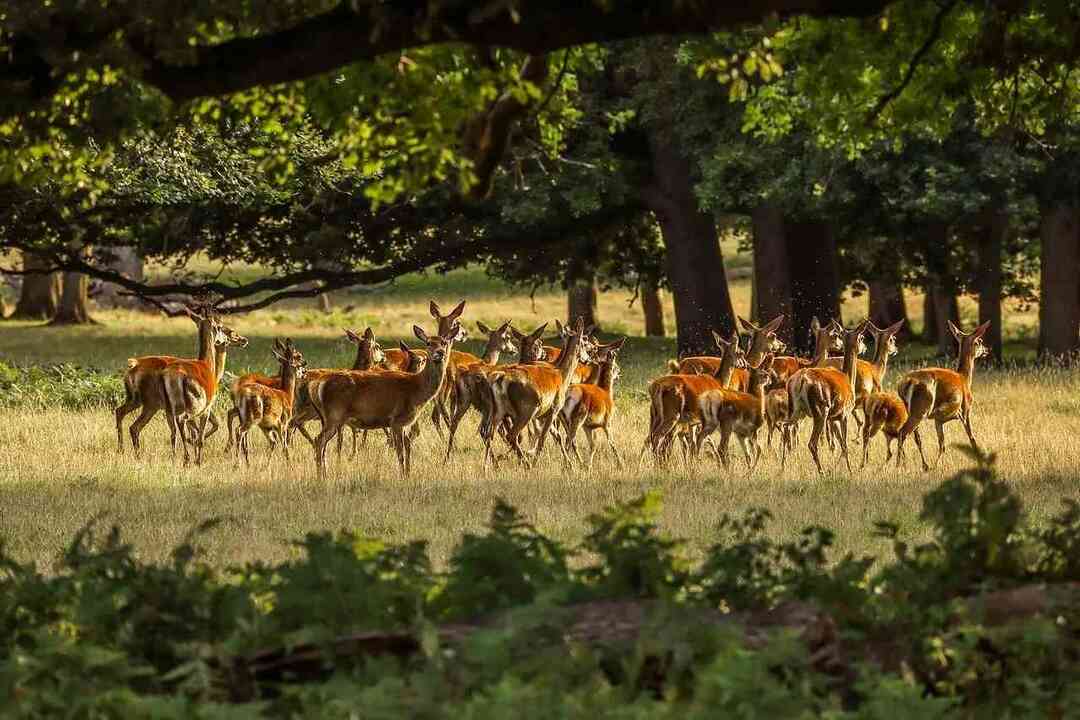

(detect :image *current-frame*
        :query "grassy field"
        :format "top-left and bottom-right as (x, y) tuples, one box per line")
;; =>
(1, 250), (1074, 572)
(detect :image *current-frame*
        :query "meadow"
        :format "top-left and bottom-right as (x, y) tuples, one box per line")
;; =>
(0, 250), (1075, 571)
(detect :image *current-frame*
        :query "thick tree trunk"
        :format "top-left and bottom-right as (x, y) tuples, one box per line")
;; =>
(95, 247), (144, 309)
(1038, 205), (1080, 358)
(10, 253), (60, 320)
(931, 285), (960, 357)
(786, 220), (840, 354)
(50, 247), (96, 325)
(923, 223), (960, 356)
(567, 271), (599, 330)
(921, 286), (936, 345)
(751, 204), (794, 346)
(641, 278), (665, 337)
(642, 134), (735, 356)
(868, 279), (910, 340)
(977, 210), (1006, 363)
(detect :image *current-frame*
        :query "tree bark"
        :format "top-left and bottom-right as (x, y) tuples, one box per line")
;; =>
(976, 209), (1006, 363)
(95, 247), (145, 309)
(642, 133), (735, 356)
(1038, 205), (1080, 358)
(50, 247), (96, 325)
(923, 223), (960, 356)
(10, 253), (61, 320)
(567, 272), (599, 330)
(641, 279), (665, 337)
(751, 205), (794, 346)
(868, 279), (910, 341)
(786, 220), (840, 354)
(922, 286), (936, 345)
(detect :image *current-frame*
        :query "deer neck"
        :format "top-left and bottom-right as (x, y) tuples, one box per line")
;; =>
(746, 335), (766, 368)
(420, 349), (452, 403)
(808, 336), (831, 367)
(214, 345), (229, 383)
(481, 341), (500, 365)
(713, 347), (737, 386)
(555, 338), (581, 393)
(841, 342), (860, 388)
(871, 335), (891, 382)
(352, 346), (371, 371)
(281, 363), (298, 402)
(197, 322), (215, 364)
(956, 346), (977, 388)
(597, 360), (616, 394)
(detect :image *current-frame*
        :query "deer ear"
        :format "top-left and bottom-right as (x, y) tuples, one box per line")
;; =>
(413, 325), (430, 343)
(711, 329), (725, 347)
(449, 300), (466, 320)
(855, 319), (869, 336)
(811, 316), (821, 332)
(511, 327), (525, 341)
(429, 301), (441, 319)
(554, 319), (564, 335)
(764, 314), (784, 334)
(532, 322), (549, 339)
(974, 320), (992, 339)
(498, 320), (512, 333)
(343, 329), (360, 344)
(575, 316), (586, 333)
(363, 327), (374, 340)
(886, 319), (906, 335)
(399, 340), (411, 353)
(946, 320), (964, 341)
(612, 337), (628, 353)
(584, 323), (596, 337)
(476, 320), (492, 334)
(737, 316), (757, 333)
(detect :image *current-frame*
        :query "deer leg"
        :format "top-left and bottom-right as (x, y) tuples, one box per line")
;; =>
(444, 396), (471, 463)
(934, 419), (948, 465)
(602, 426), (623, 469)
(505, 405), (538, 466)
(911, 427), (929, 471)
(808, 409), (826, 475)
(195, 415), (210, 465)
(861, 416), (878, 469)
(837, 416), (852, 472)
(961, 411), (978, 452)
(115, 395), (141, 453)
(127, 406), (158, 456)
(225, 408), (240, 451)
(314, 420), (344, 480)
(389, 426), (408, 476)
(204, 412), (220, 442)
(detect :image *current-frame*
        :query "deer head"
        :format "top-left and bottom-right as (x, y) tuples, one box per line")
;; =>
(429, 300), (466, 336)
(272, 338), (307, 381)
(949, 320), (992, 361)
(345, 327), (385, 367)
(738, 314), (785, 359)
(478, 320), (517, 354)
(512, 322), (548, 362)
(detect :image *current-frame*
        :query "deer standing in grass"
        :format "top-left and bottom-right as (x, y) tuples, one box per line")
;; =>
(158, 309), (239, 465)
(785, 319), (868, 474)
(116, 305), (247, 454)
(860, 392), (909, 468)
(824, 319), (905, 428)
(309, 323), (461, 478)
(669, 315), (785, 392)
(895, 320), (991, 471)
(641, 330), (744, 466)
(484, 318), (590, 467)
(558, 337), (627, 469)
(443, 320), (517, 460)
(697, 353), (776, 470)
(235, 339), (307, 466)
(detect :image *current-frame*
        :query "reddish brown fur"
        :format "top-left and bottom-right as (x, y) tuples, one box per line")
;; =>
(860, 392), (908, 467)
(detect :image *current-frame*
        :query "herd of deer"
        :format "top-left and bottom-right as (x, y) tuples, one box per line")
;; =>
(113, 298), (992, 477)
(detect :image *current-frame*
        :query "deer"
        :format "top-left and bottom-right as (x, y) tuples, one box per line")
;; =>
(860, 392), (909, 468)
(235, 339), (307, 466)
(764, 381), (794, 452)
(158, 308), (240, 466)
(697, 353), (776, 470)
(785, 319), (868, 474)
(771, 317), (842, 461)
(483, 317), (590, 468)
(443, 320), (517, 460)
(895, 320), (991, 472)
(640, 329), (745, 467)
(308, 322), (461, 478)
(668, 315), (785, 392)
(558, 337), (628, 469)
(824, 319), (906, 428)
(116, 304), (247, 454)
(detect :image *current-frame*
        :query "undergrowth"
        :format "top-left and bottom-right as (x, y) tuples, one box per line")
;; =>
(0, 361), (122, 410)
(1, 451), (1080, 717)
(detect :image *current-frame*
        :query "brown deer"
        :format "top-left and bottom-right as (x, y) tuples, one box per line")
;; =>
(895, 320), (991, 471)
(443, 320), (517, 460)
(640, 329), (744, 466)
(158, 309), (239, 465)
(764, 382), (794, 452)
(860, 392), (909, 468)
(697, 353), (776, 470)
(558, 337), (628, 469)
(669, 315), (784, 391)
(785, 319), (868, 474)
(824, 319), (905, 427)
(483, 318), (590, 467)
(308, 322), (461, 478)
(235, 339), (307, 466)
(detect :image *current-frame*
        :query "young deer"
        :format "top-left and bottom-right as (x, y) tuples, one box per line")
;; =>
(697, 353), (776, 470)
(773, 317), (842, 460)
(860, 392), (909, 468)
(641, 329), (744, 466)
(558, 337), (628, 469)
(824, 319), (905, 427)
(669, 315), (784, 391)
(235, 339), (307, 466)
(444, 320), (516, 460)
(309, 323), (461, 478)
(786, 320), (868, 474)
(764, 381), (794, 452)
(540, 319), (595, 364)
(484, 318), (590, 467)
(895, 320), (991, 471)
(159, 310), (236, 465)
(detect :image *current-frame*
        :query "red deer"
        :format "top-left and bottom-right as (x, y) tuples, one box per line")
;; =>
(443, 320), (517, 460)
(697, 353), (776, 470)
(860, 392), (909, 468)
(895, 320), (991, 471)
(558, 337), (628, 469)
(669, 315), (784, 392)
(824, 319), (905, 426)
(235, 339), (307, 466)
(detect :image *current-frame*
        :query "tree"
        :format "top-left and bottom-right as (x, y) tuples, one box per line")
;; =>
(9, 254), (60, 320)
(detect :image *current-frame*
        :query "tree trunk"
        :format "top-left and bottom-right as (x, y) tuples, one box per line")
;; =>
(642, 133), (735, 356)
(977, 209), (1006, 363)
(751, 204), (794, 346)
(923, 222), (960, 356)
(786, 220), (840, 354)
(641, 278), (665, 337)
(95, 247), (144, 309)
(921, 286), (936, 345)
(50, 247), (96, 325)
(10, 253), (60, 320)
(868, 279), (910, 341)
(567, 271), (599, 330)
(1038, 205), (1080, 359)
(931, 285), (960, 357)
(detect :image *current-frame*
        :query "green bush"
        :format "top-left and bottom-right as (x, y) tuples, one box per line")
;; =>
(0, 361), (123, 410)
(2, 455), (1080, 717)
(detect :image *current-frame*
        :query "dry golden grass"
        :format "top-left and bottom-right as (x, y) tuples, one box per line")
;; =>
(0, 258), (1070, 571)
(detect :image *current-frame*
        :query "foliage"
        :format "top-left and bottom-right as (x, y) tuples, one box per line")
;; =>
(2, 455), (1080, 714)
(0, 361), (122, 410)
